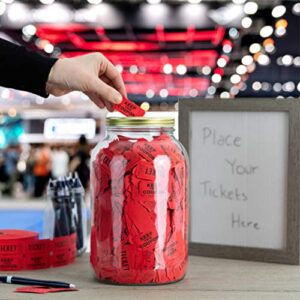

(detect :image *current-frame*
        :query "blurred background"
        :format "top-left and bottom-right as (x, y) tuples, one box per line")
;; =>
(0, 0), (299, 210)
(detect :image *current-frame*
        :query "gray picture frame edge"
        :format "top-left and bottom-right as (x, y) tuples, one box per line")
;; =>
(179, 98), (300, 265)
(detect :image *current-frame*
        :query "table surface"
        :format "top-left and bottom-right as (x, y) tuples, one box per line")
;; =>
(1, 254), (300, 300)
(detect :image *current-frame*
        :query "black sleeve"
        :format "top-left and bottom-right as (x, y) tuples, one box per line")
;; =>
(0, 38), (58, 97)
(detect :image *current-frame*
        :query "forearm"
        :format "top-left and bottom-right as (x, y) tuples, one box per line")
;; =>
(0, 38), (57, 97)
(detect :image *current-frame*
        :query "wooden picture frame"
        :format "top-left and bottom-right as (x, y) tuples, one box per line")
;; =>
(179, 98), (300, 264)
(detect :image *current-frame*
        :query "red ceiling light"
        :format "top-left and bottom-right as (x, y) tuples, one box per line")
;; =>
(95, 26), (110, 41)
(36, 24), (226, 46)
(32, 23), (228, 99)
(222, 39), (233, 47)
(68, 33), (160, 51)
(36, 23), (88, 43)
(187, 25), (195, 44)
(61, 50), (218, 68)
(214, 67), (224, 76)
(156, 24), (165, 42)
(212, 27), (226, 45)
(140, 26), (225, 44)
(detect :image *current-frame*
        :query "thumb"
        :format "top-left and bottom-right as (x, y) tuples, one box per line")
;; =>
(89, 77), (123, 104)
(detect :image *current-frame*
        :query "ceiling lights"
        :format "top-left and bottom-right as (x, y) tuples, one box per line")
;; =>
(274, 18), (288, 37)
(222, 40), (233, 53)
(22, 24), (36, 37)
(146, 89), (155, 99)
(0, 0), (297, 101)
(232, 0), (246, 4)
(176, 64), (187, 75)
(0, 2), (6, 15)
(146, 0), (161, 4)
(40, 0), (55, 4)
(201, 66), (211, 75)
(252, 81), (262, 91)
(236, 64), (247, 75)
(241, 55), (254, 66)
(87, 0), (103, 4)
(187, 0), (202, 4)
(220, 91), (230, 98)
(249, 43), (261, 54)
(211, 73), (222, 83)
(228, 27), (239, 39)
(263, 38), (275, 53)
(271, 5), (286, 18)
(259, 26), (273, 38)
(293, 57), (300, 67)
(281, 55), (293, 66)
(257, 54), (270, 66)
(163, 64), (173, 74)
(207, 86), (216, 95)
(217, 56), (228, 68)
(293, 3), (300, 15)
(140, 102), (150, 111)
(241, 17), (252, 28)
(243, 2), (258, 15)
(230, 74), (241, 84)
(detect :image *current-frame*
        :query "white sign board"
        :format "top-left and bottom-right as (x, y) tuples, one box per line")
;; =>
(179, 99), (300, 264)
(44, 118), (96, 140)
(189, 111), (289, 250)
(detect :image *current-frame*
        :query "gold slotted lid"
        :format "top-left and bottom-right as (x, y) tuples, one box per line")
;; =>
(106, 117), (175, 127)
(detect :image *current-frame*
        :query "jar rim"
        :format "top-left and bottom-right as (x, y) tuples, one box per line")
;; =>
(106, 117), (175, 127)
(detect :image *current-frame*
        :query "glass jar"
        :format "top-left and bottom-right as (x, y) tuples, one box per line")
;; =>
(90, 117), (189, 285)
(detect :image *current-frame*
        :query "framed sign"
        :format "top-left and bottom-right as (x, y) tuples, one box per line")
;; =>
(179, 99), (300, 264)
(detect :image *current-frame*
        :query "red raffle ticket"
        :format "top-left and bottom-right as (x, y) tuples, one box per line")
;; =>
(114, 97), (145, 117)
(0, 230), (76, 271)
(91, 132), (188, 284)
(15, 286), (78, 294)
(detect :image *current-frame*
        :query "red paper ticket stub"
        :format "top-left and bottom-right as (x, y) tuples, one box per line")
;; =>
(15, 286), (78, 294)
(114, 97), (145, 117)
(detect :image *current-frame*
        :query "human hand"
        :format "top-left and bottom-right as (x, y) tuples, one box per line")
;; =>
(46, 53), (126, 111)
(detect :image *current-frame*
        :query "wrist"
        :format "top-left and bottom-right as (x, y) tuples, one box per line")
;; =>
(46, 58), (64, 95)
(47, 59), (61, 84)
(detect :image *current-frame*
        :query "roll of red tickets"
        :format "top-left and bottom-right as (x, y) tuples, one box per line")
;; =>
(114, 97), (145, 117)
(0, 229), (38, 241)
(91, 120), (188, 285)
(0, 229), (76, 271)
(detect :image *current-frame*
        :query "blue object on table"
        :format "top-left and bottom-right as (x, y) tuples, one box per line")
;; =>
(0, 208), (91, 238)
(0, 209), (44, 237)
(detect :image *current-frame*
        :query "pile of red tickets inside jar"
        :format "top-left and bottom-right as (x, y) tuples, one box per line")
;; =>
(90, 132), (188, 284)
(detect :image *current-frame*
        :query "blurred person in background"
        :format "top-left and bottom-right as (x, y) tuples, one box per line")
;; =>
(69, 135), (90, 190)
(65, 145), (76, 161)
(51, 145), (69, 179)
(0, 150), (7, 181)
(22, 146), (36, 196)
(33, 144), (51, 198)
(0, 149), (8, 195)
(2, 144), (20, 196)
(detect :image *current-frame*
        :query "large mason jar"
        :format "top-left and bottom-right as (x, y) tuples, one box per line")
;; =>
(90, 117), (189, 285)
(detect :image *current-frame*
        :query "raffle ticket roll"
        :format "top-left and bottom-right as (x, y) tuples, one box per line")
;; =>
(0, 229), (76, 271)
